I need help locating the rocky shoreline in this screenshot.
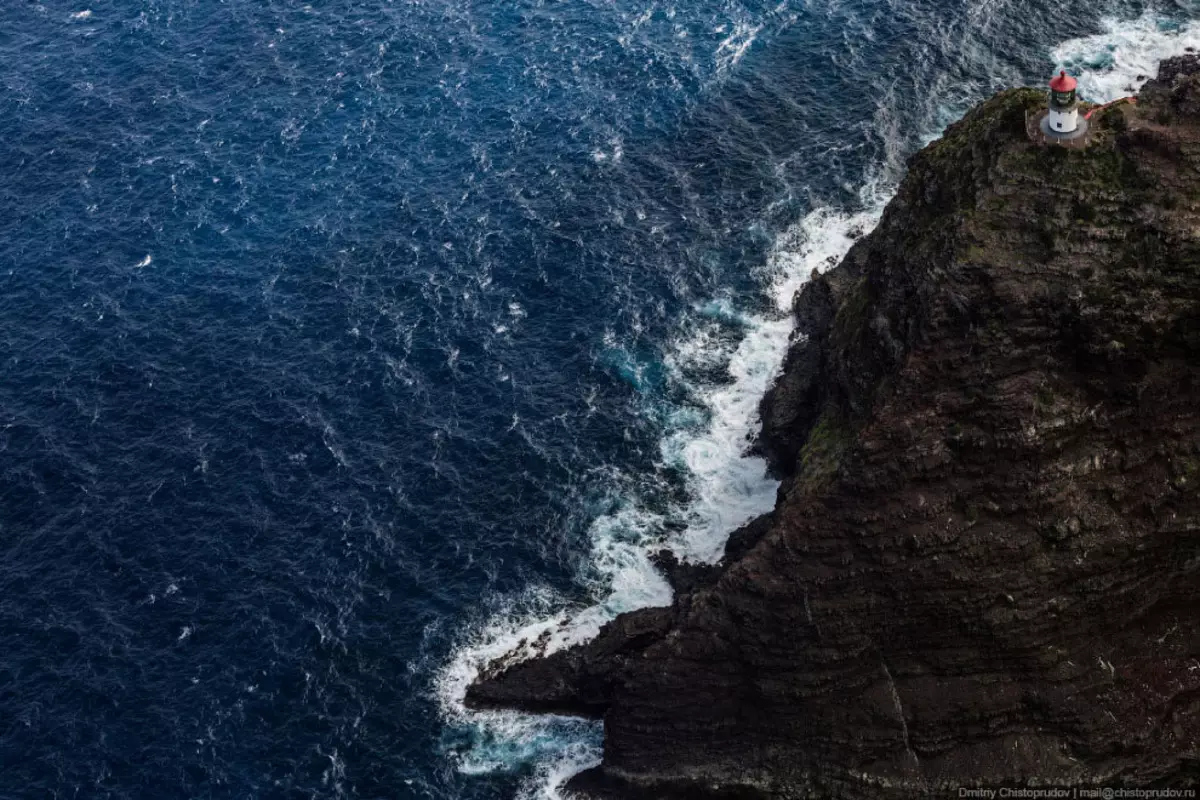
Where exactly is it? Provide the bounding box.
[467,57,1200,798]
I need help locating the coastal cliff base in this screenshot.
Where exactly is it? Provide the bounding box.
[468,57,1200,798]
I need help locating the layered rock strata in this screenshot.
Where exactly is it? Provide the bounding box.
[467,57,1200,798]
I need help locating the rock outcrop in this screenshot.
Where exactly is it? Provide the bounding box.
[467,57,1200,797]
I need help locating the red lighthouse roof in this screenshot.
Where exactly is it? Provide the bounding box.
[1049,70,1077,92]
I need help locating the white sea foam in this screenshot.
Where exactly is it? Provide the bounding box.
[514,739,605,800]
[714,21,762,72]
[435,192,886,795]
[438,10,1200,796]
[434,588,602,796]
[1053,13,1200,103]
[662,202,881,563]
[69,9,93,21]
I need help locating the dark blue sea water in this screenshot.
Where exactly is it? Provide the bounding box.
[2,1,1196,797]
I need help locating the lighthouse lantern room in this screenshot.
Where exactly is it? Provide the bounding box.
[1048,70,1079,134]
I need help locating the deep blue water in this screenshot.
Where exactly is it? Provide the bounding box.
[2,1,1196,797]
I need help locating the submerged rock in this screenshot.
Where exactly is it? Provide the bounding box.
[469,57,1200,797]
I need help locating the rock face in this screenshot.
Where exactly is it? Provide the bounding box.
[467,58,1200,797]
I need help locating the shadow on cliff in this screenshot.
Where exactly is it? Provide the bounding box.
[468,56,1200,798]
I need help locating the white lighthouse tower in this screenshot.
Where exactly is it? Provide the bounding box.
[1047,70,1079,134]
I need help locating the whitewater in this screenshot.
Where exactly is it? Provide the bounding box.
[3,1,1200,797]
[435,11,1200,799]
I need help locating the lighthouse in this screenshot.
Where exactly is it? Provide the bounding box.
[1035,69,1088,144]
[1048,70,1079,134]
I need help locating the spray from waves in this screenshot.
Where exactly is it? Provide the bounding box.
[660,201,883,563]
[433,188,886,798]
[435,10,1200,798]
[715,21,764,74]
[1053,12,1200,104]
[434,588,604,799]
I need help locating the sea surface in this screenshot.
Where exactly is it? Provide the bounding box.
[1,1,1197,797]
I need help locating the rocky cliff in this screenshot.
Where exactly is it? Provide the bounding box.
[467,57,1200,798]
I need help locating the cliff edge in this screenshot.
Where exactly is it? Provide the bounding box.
[467,57,1200,798]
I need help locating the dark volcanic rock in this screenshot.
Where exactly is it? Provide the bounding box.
[649,549,720,595]
[469,58,1200,798]
[753,274,835,477]
[468,513,774,715]
[464,606,673,718]
[651,513,774,594]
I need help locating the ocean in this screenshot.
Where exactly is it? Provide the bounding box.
[1,1,1197,797]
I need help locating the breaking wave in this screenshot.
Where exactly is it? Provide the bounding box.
[435,189,887,797]
[1053,12,1200,103]
[436,8,1200,798]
